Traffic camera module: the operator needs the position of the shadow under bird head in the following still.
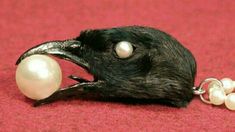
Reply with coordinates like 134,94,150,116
16,26,197,107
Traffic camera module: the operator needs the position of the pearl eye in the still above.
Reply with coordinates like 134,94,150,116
115,41,133,58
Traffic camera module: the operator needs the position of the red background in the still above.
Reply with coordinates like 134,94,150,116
0,0,235,131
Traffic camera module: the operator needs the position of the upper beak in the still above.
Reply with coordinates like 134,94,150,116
16,39,90,70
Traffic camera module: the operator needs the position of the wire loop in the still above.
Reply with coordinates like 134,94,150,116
193,78,223,104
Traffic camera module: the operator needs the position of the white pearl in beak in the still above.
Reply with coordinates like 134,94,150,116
16,55,62,100
115,41,133,58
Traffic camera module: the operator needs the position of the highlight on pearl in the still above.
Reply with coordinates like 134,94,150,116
16,55,62,100
115,41,133,58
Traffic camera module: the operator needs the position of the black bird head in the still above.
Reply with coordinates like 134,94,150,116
16,26,197,107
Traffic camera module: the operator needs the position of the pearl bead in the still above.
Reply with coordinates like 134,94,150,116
115,41,133,58
16,55,62,100
225,93,235,110
208,86,222,94
221,78,234,94
208,81,222,93
208,81,220,88
209,88,226,105
233,81,235,89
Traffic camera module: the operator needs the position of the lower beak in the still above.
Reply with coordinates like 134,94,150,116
16,39,90,70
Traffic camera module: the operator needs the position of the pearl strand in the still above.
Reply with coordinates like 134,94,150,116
194,78,235,110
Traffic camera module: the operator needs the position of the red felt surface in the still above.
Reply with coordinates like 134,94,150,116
0,0,235,131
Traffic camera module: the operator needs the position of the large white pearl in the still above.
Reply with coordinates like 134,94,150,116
115,41,133,58
225,93,235,110
16,55,62,100
209,88,226,105
221,78,234,94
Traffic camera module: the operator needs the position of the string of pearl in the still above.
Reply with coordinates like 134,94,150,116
194,78,235,110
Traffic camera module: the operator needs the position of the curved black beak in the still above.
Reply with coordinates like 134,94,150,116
16,39,90,70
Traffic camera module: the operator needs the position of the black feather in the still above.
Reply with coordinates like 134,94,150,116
75,26,196,107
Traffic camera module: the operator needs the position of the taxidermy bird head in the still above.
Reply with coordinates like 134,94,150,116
16,26,197,107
